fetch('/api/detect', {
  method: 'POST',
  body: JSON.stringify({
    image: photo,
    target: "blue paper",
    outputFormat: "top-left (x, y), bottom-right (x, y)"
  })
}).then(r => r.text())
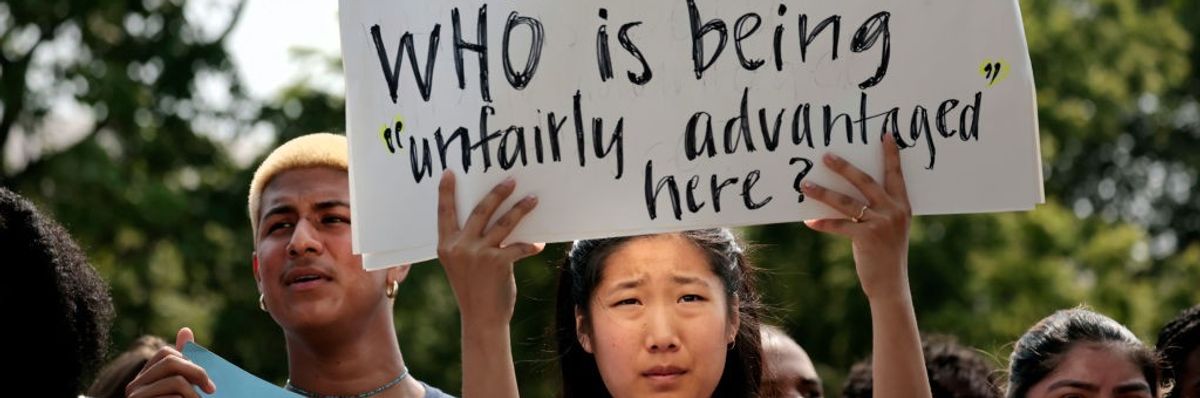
top-left (182, 342), bottom-right (301, 397)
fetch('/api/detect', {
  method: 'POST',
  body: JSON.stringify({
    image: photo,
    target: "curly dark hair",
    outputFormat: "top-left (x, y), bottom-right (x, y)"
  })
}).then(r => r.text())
top-left (0, 187), bottom-right (114, 396)
top-left (1158, 304), bottom-right (1200, 397)
top-left (842, 334), bottom-right (1001, 398)
top-left (555, 229), bottom-right (764, 398)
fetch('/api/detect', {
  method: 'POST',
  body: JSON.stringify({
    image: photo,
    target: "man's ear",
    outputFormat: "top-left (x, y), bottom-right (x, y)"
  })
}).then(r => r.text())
top-left (252, 252), bottom-right (262, 287)
top-left (389, 264), bottom-right (412, 284)
top-left (575, 306), bottom-right (593, 353)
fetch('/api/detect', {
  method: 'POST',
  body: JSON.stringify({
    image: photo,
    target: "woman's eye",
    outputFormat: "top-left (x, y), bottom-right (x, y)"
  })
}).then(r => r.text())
top-left (679, 294), bottom-right (705, 303)
top-left (614, 298), bottom-right (640, 306)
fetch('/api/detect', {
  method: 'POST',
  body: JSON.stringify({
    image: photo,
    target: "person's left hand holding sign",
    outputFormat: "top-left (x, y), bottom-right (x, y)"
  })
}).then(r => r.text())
top-left (126, 327), bottom-right (217, 398)
top-left (436, 170), bottom-right (543, 398)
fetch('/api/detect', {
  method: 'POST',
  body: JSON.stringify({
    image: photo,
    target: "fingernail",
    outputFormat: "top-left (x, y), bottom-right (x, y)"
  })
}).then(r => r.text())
top-left (524, 195), bottom-right (538, 206)
top-left (824, 153), bottom-right (841, 164)
top-left (501, 176), bottom-right (515, 187)
top-left (802, 181), bottom-right (817, 190)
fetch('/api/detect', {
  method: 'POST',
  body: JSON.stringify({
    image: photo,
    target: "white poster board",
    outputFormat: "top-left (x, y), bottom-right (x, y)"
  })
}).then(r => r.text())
top-left (338, 0), bottom-right (1043, 269)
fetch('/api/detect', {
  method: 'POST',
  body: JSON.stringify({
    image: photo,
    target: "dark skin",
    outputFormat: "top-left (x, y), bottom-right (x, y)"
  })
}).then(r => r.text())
top-left (762, 328), bottom-right (824, 398)
top-left (127, 167), bottom-right (425, 398)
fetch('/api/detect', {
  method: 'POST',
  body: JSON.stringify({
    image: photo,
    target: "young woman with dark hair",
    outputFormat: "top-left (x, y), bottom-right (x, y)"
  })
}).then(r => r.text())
top-left (1007, 308), bottom-right (1163, 398)
top-left (554, 229), bottom-right (765, 398)
top-left (437, 134), bottom-right (930, 398)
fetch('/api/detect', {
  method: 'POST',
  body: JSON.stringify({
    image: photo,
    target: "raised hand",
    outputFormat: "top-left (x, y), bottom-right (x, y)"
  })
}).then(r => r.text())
top-left (800, 134), bottom-right (932, 398)
top-left (436, 170), bottom-right (544, 326)
top-left (802, 133), bottom-right (912, 299)
top-left (436, 170), bottom-right (542, 398)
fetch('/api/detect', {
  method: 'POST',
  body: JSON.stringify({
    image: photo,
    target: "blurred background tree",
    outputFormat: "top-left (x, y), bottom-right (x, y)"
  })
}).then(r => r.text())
top-left (2, 0), bottom-right (1198, 396)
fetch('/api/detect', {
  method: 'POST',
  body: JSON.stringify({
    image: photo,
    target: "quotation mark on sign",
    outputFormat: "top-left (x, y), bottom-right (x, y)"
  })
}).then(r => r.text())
top-left (381, 115), bottom-right (405, 154)
top-left (979, 59), bottom-right (1009, 87)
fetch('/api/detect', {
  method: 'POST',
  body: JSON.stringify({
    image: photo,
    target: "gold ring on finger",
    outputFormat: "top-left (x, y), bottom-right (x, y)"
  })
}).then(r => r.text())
top-left (851, 205), bottom-right (870, 223)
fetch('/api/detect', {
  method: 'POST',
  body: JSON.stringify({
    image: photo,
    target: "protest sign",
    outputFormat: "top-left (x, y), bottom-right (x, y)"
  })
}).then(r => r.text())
top-left (338, 0), bottom-right (1043, 268)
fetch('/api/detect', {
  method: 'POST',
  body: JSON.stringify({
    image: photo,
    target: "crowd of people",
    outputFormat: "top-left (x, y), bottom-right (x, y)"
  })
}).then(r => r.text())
top-left (7, 132), bottom-right (1199, 398)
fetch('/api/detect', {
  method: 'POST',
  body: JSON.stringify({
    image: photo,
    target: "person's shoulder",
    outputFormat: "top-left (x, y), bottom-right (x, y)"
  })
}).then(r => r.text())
top-left (421, 382), bottom-right (457, 398)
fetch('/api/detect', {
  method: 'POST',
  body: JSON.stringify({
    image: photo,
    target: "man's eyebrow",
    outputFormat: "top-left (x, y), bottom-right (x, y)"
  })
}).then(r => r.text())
top-left (261, 204), bottom-right (296, 221)
top-left (313, 200), bottom-right (350, 211)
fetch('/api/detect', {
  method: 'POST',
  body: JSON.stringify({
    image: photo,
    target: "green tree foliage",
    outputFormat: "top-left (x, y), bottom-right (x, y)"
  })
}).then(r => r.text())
top-left (750, 0), bottom-right (1200, 392)
top-left (2, 0), bottom-right (1198, 396)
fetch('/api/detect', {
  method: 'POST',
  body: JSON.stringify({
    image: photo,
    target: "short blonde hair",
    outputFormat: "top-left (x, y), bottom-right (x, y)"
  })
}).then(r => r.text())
top-left (247, 133), bottom-right (349, 238)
